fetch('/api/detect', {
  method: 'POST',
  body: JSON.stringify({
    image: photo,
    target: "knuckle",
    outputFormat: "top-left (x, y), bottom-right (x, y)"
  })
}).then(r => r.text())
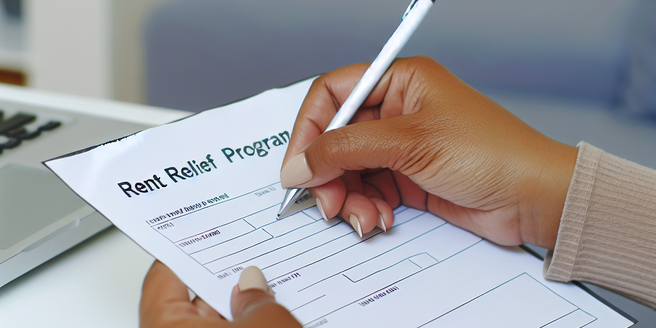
top-left (311, 74), bottom-right (327, 89)
top-left (397, 56), bottom-right (447, 75)
top-left (393, 116), bottom-right (441, 175)
top-left (409, 55), bottom-right (447, 72)
top-left (318, 128), bottom-right (354, 169)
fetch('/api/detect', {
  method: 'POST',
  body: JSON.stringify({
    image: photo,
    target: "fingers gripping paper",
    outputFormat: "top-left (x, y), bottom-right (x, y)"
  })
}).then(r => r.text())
top-left (45, 79), bottom-right (632, 327)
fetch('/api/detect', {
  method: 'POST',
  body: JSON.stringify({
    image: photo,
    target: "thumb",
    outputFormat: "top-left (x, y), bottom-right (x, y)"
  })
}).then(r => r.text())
top-left (231, 266), bottom-right (300, 327)
top-left (280, 115), bottom-right (422, 189)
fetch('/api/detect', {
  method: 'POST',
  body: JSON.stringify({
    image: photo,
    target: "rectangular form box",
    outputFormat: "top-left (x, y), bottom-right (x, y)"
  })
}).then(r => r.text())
top-left (254, 222), bottom-right (355, 278)
top-left (344, 258), bottom-right (422, 283)
top-left (243, 205), bottom-right (278, 229)
top-left (262, 212), bottom-right (315, 237)
top-left (392, 207), bottom-right (432, 227)
top-left (343, 253), bottom-right (438, 283)
top-left (192, 228), bottom-right (272, 265)
top-left (204, 220), bottom-right (341, 275)
top-left (422, 273), bottom-right (585, 328)
top-left (153, 182), bottom-right (284, 242)
top-left (177, 219), bottom-right (254, 254)
top-left (543, 309), bottom-right (596, 328)
top-left (300, 207), bottom-right (323, 221)
top-left (290, 213), bottom-right (468, 292)
top-left (408, 253), bottom-right (439, 269)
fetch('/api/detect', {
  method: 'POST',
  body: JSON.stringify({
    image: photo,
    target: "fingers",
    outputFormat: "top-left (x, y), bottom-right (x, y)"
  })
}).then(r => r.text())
top-left (341, 191), bottom-right (378, 238)
top-left (370, 197), bottom-right (394, 232)
top-left (231, 266), bottom-right (301, 327)
top-left (283, 56), bottom-right (441, 168)
top-left (282, 63), bottom-right (384, 165)
top-left (192, 297), bottom-right (225, 319)
top-left (141, 261), bottom-right (191, 317)
top-left (279, 56), bottom-right (451, 238)
top-left (282, 56), bottom-right (442, 169)
top-left (310, 170), bottom-right (397, 237)
top-left (230, 266), bottom-right (274, 319)
top-left (309, 178), bottom-right (346, 221)
top-left (280, 114), bottom-right (420, 189)
top-left (362, 169), bottom-right (401, 208)
top-left (364, 170), bottom-right (398, 232)
top-left (142, 263), bottom-right (300, 327)
top-left (141, 260), bottom-right (226, 327)
top-left (392, 170), bottom-right (427, 211)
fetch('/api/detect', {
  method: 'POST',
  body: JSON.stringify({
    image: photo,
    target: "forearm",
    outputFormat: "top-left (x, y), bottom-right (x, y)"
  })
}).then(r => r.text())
top-left (544, 142), bottom-right (656, 309)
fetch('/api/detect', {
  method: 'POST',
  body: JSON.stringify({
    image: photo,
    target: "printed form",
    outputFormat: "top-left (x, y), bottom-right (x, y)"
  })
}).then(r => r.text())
top-left (46, 79), bottom-right (632, 327)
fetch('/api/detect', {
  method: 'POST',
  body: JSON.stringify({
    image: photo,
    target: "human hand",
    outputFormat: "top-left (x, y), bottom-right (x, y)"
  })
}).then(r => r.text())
top-left (280, 56), bottom-right (577, 249)
top-left (140, 261), bottom-right (301, 328)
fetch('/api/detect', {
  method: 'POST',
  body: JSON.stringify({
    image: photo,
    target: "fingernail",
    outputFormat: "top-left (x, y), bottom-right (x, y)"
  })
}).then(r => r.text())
top-left (280, 153), bottom-right (313, 188)
top-left (378, 214), bottom-right (387, 232)
top-left (238, 266), bottom-right (269, 293)
top-left (350, 214), bottom-right (363, 238)
top-left (316, 198), bottom-right (328, 221)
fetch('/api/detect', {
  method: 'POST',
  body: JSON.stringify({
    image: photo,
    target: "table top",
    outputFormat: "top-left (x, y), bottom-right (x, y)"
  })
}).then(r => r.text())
top-left (0, 227), bottom-right (152, 327)
top-left (0, 84), bottom-right (190, 126)
top-left (0, 85), bottom-right (654, 327)
top-left (0, 85), bottom-right (188, 328)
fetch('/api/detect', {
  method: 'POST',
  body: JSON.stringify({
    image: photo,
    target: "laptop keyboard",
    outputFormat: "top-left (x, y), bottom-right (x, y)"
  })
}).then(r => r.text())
top-left (0, 110), bottom-right (63, 155)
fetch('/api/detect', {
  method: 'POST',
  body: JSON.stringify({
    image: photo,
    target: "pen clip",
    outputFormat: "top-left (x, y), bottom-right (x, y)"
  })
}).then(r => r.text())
top-left (402, 0), bottom-right (420, 20)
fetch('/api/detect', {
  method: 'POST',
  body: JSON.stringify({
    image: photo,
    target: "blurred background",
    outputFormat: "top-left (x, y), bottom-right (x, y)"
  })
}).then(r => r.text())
top-left (1, 0), bottom-right (654, 325)
top-left (0, 0), bottom-right (654, 117)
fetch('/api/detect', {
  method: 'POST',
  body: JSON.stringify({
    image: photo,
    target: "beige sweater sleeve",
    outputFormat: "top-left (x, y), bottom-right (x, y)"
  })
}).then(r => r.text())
top-left (543, 142), bottom-right (656, 309)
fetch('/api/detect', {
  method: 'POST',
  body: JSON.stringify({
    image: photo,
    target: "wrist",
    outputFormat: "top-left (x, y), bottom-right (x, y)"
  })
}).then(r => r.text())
top-left (521, 141), bottom-right (578, 249)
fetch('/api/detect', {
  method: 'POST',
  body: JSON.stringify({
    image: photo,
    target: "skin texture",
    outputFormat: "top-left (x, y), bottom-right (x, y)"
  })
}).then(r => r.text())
top-left (139, 261), bottom-right (301, 328)
top-left (141, 56), bottom-right (579, 327)
top-left (281, 56), bottom-right (578, 249)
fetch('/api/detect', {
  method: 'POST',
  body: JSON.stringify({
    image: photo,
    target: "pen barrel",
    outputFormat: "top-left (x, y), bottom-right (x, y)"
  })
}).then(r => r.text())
top-left (279, 0), bottom-right (432, 218)
top-left (324, 0), bottom-right (433, 133)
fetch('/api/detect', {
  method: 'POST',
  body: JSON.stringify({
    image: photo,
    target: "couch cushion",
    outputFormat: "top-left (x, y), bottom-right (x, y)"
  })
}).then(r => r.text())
top-left (619, 0), bottom-right (656, 118)
top-left (145, 0), bottom-right (638, 112)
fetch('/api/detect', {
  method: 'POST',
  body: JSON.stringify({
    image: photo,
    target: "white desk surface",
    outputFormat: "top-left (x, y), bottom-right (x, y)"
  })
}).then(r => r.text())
top-left (0, 228), bottom-right (152, 327)
top-left (0, 85), bottom-right (189, 328)
top-left (0, 84), bottom-right (189, 126)
top-left (1, 85), bottom-right (654, 327)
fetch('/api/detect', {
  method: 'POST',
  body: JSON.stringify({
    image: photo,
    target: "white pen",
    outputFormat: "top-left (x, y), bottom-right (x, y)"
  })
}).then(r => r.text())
top-left (277, 0), bottom-right (435, 219)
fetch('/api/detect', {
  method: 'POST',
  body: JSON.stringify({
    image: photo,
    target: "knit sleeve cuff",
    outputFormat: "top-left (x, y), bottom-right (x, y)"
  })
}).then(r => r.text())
top-left (543, 142), bottom-right (656, 308)
top-left (542, 142), bottom-right (603, 280)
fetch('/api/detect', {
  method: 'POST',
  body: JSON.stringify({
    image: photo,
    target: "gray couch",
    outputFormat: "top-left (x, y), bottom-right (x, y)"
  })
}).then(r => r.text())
top-left (143, 0), bottom-right (656, 325)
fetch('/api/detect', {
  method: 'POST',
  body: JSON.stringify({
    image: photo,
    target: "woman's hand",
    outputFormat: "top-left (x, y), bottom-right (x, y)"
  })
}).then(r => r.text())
top-left (140, 261), bottom-right (301, 328)
top-left (280, 56), bottom-right (577, 249)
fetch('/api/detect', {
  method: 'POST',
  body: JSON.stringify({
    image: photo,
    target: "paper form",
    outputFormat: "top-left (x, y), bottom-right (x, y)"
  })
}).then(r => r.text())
top-left (45, 79), bottom-right (633, 327)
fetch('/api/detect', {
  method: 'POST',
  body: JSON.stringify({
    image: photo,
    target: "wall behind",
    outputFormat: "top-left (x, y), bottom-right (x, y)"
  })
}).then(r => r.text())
top-left (22, 0), bottom-right (164, 103)
top-left (112, 0), bottom-right (166, 104)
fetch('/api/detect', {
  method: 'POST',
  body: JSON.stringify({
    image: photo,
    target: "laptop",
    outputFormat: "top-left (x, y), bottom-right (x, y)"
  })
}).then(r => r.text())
top-left (0, 95), bottom-right (153, 287)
